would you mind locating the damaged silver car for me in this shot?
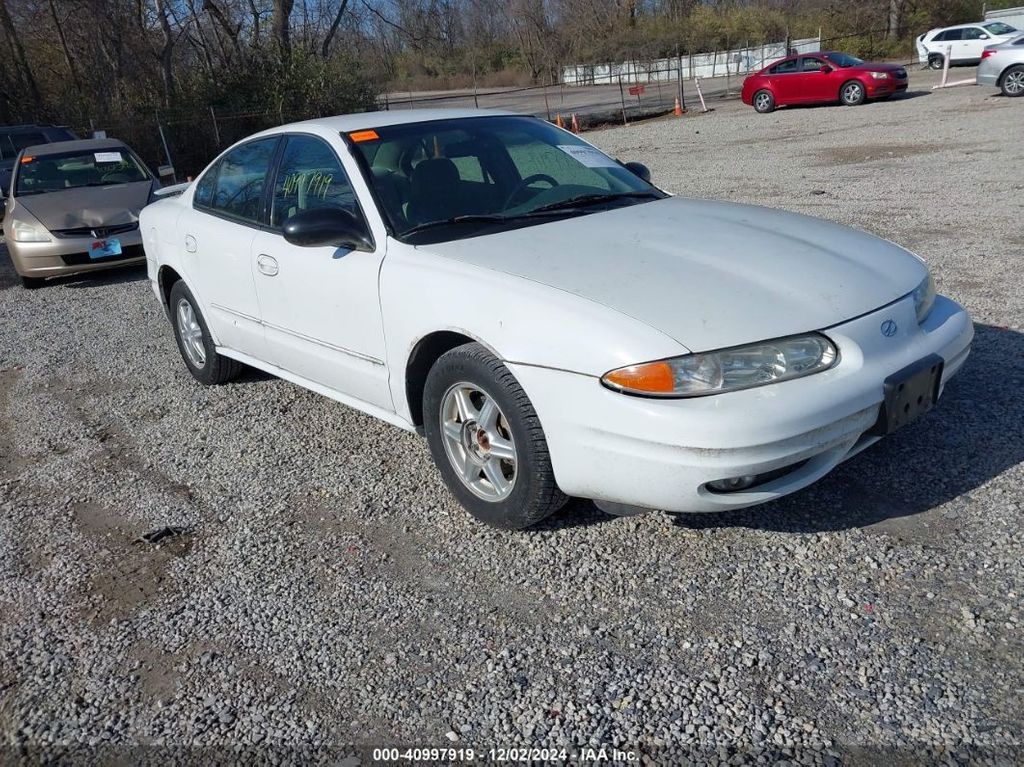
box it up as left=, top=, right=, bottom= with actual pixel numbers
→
left=2, top=138, right=156, bottom=288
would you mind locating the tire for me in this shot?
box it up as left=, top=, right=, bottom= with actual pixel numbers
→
left=20, top=276, right=44, bottom=289
left=1001, top=65, right=1024, bottom=97
left=840, top=80, right=866, bottom=106
left=928, top=53, right=944, bottom=71
left=753, top=89, right=775, bottom=114
left=422, top=342, right=567, bottom=529
left=168, top=280, right=242, bottom=385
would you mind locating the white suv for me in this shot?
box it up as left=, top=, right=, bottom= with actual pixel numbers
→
left=917, top=21, right=1019, bottom=69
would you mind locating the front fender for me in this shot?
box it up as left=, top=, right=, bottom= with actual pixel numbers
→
left=379, top=242, right=688, bottom=423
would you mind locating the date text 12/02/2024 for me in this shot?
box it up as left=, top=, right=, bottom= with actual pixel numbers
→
left=371, top=747, right=640, bottom=762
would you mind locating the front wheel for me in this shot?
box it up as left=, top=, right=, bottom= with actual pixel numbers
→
left=168, top=280, right=242, bottom=385
left=1001, top=65, right=1024, bottom=97
left=423, top=343, right=567, bottom=529
left=20, top=276, right=44, bottom=289
left=840, top=80, right=866, bottom=106
left=753, top=89, right=775, bottom=113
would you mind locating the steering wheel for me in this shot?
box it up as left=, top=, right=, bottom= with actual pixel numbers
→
left=101, top=172, right=131, bottom=184
left=504, top=173, right=559, bottom=208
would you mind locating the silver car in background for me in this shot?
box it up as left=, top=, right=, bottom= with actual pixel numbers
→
left=2, top=138, right=156, bottom=288
left=977, top=33, right=1024, bottom=96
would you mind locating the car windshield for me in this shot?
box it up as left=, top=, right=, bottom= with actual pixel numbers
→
left=351, top=115, right=664, bottom=243
left=15, top=148, right=149, bottom=196
left=825, top=52, right=864, bottom=68
left=984, top=22, right=1017, bottom=35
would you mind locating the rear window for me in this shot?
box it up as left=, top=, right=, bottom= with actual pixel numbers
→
left=984, top=22, right=1017, bottom=36
left=9, top=132, right=45, bottom=153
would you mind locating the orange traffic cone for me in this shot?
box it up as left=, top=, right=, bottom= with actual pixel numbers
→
left=674, top=97, right=683, bottom=117
left=555, top=113, right=564, bottom=129
left=571, top=113, right=580, bottom=134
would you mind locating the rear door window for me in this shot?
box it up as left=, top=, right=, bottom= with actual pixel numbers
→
left=768, top=59, right=798, bottom=74
left=204, top=137, right=279, bottom=224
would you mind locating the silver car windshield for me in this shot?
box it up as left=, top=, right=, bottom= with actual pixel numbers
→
left=15, top=149, right=150, bottom=196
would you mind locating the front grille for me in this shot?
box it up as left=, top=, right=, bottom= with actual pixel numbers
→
left=51, top=221, right=139, bottom=239
left=60, top=243, right=144, bottom=266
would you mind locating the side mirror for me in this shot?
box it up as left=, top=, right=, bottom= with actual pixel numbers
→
left=623, top=161, right=651, bottom=183
left=282, top=207, right=373, bottom=251
left=820, top=65, right=833, bottom=73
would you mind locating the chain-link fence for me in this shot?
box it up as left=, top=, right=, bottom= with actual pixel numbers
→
left=73, top=26, right=914, bottom=184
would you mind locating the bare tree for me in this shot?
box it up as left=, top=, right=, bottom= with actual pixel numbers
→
left=272, top=0, right=294, bottom=55
left=0, top=0, right=40, bottom=106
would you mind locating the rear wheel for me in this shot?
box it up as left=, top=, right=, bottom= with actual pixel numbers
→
left=423, top=343, right=567, bottom=529
left=928, top=53, right=944, bottom=70
left=20, top=276, right=44, bottom=289
left=1001, top=65, right=1024, bottom=97
left=168, top=280, right=242, bottom=385
left=840, top=80, right=866, bottom=106
left=753, top=89, right=775, bottom=113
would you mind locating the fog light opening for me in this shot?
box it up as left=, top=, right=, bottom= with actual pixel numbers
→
left=705, top=460, right=811, bottom=494
left=707, top=475, right=758, bottom=493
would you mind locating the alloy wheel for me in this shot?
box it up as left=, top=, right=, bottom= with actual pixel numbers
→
left=1005, top=70, right=1024, bottom=96
left=755, top=92, right=772, bottom=112
left=439, top=382, right=518, bottom=501
left=176, top=298, right=207, bottom=368
left=842, top=83, right=863, bottom=104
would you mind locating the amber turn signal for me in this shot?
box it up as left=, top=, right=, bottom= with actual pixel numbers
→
left=602, top=361, right=675, bottom=394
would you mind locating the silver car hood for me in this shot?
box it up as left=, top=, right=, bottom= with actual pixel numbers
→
left=17, top=181, right=152, bottom=231
left=421, top=196, right=928, bottom=352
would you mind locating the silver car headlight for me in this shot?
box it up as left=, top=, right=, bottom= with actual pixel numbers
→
left=601, top=333, right=838, bottom=398
left=11, top=217, right=51, bottom=243
left=912, top=274, right=936, bottom=323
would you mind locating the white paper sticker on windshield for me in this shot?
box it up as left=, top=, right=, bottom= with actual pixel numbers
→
left=556, top=144, right=619, bottom=168
left=94, top=152, right=123, bottom=163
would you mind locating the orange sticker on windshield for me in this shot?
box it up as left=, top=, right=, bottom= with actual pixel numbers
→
left=20, top=156, right=33, bottom=163
left=349, top=130, right=379, bottom=143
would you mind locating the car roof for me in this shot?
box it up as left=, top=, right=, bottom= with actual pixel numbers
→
left=250, top=108, right=519, bottom=139
left=19, top=137, right=128, bottom=157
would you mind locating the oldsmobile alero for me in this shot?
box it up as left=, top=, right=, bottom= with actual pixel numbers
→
left=139, top=109, right=972, bottom=529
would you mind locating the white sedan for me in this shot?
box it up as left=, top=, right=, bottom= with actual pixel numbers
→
left=140, top=109, right=973, bottom=529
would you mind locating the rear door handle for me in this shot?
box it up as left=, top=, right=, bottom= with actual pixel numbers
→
left=256, top=254, right=279, bottom=277
left=184, top=234, right=197, bottom=253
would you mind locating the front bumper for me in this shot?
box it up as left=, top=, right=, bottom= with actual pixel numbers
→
left=866, top=79, right=908, bottom=97
left=510, top=294, right=972, bottom=513
left=5, top=228, right=144, bottom=278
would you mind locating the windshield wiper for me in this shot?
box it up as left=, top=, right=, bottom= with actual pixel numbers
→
left=400, top=214, right=514, bottom=238
left=526, top=191, right=662, bottom=214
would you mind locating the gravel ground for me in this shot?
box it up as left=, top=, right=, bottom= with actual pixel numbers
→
left=1, top=68, right=1022, bottom=763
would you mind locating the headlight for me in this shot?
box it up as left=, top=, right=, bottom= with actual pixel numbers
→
left=912, top=273, right=936, bottom=323
left=869, top=71, right=890, bottom=80
left=602, top=334, right=838, bottom=398
left=12, top=218, right=51, bottom=243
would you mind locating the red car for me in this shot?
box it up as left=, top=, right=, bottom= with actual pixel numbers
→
left=741, top=51, right=909, bottom=113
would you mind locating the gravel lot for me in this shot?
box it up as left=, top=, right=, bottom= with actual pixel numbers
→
left=2, top=68, right=1022, bottom=762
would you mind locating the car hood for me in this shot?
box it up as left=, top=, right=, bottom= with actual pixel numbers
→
left=850, top=62, right=906, bottom=72
left=16, top=181, right=152, bottom=231
left=420, top=197, right=927, bottom=352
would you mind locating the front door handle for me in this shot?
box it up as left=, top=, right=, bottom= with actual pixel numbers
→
left=184, top=234, right=197, bottom=253
left=256, top=254, right=279, bottom=277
